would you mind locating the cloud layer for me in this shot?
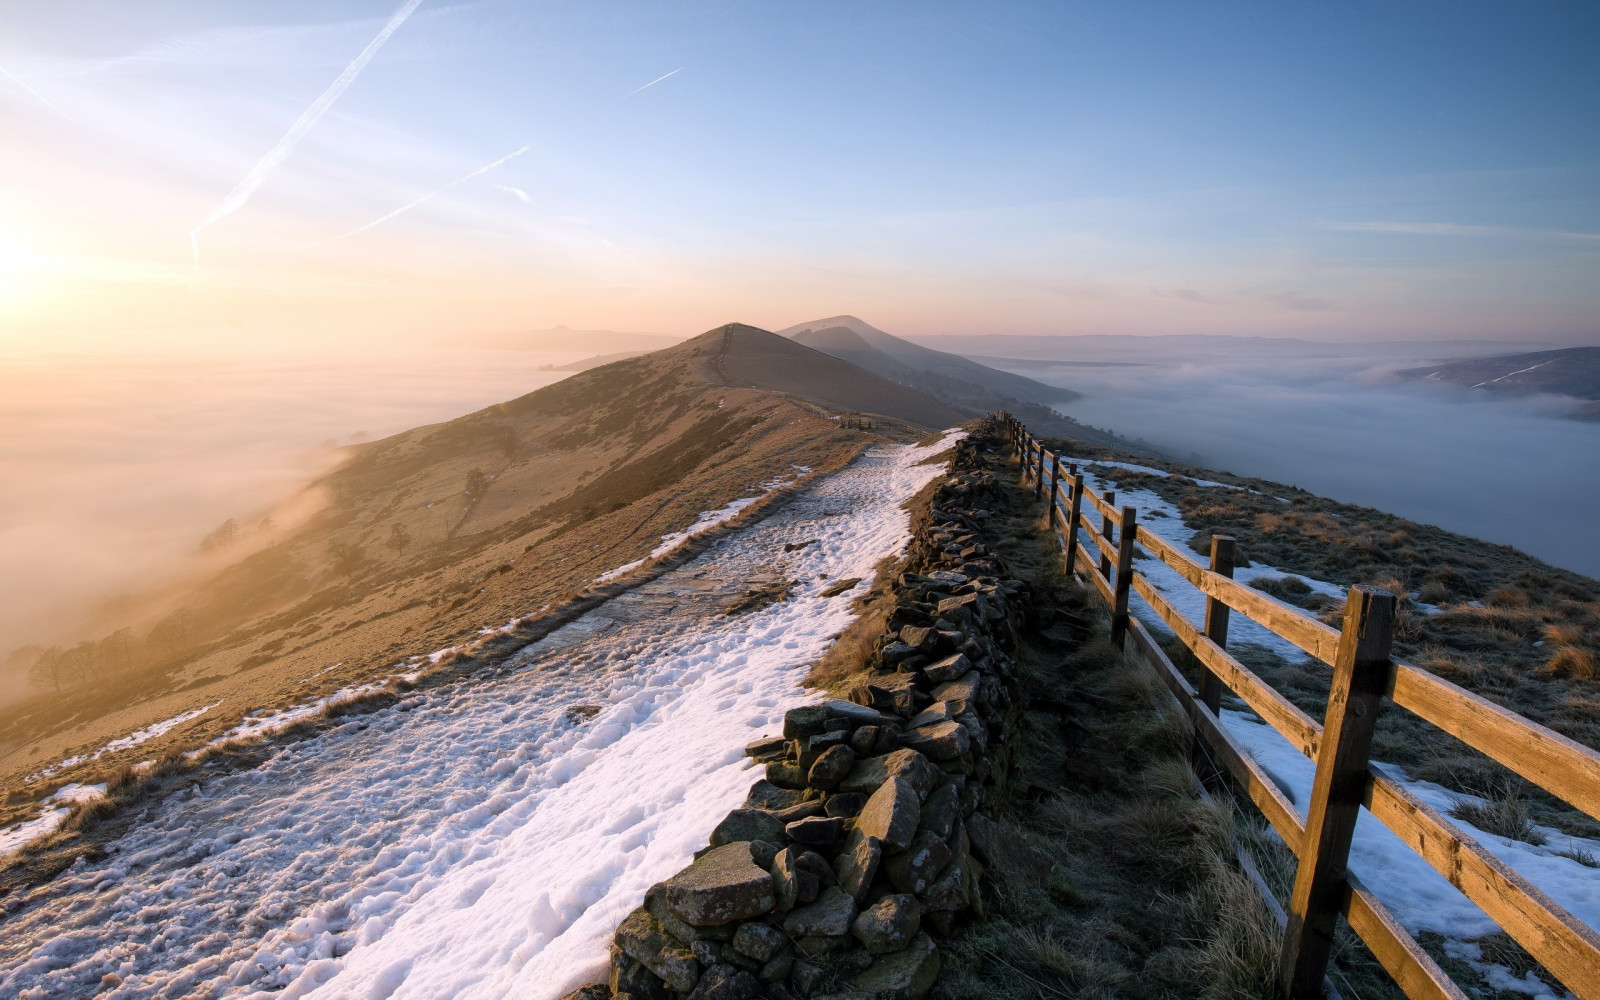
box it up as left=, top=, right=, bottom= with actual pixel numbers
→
left=0, top=346, right=579, bottom=677
left=1019, top=349, right=1600, bottom=578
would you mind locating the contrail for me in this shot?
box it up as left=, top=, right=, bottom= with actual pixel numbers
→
left=325, top=143, right=531, bottom=241
left=0, top=62, right=74, bottom=121
left=619, top=67, right=681, bottom=101
left=493, top=183, right=531, bottom=204
left=189, top=0, right=425, bottom=265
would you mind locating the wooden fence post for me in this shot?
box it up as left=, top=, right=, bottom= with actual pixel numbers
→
left=1194, top=535, right=1237, bottom=782
left=1063, top=471, right=1084, bottom=576
left=1034, top=445, right=1046, bottom=498
left=1047, top=454, right=1062, bottom=527
left=1279, top=585, right=1398, bottom=999
left=1111, top=506, right=1138, bottom=646
left=1099, top=489, right=1116, bottom=580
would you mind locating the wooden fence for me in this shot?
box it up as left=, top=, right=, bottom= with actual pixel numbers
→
left=1001, top=414, right=1600, bottom=1000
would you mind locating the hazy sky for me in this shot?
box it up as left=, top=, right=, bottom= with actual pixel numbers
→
left=2, top=1, right=1597, bottom=350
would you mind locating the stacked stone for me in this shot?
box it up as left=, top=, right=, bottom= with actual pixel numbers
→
left=584, top=422, right=1024, bottom=1000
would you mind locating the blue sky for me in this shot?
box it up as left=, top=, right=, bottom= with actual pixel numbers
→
left=1, top=0, right=1596, bottom=347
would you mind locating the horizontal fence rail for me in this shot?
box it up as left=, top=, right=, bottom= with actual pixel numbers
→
left=1001, top=414, right=1600, bottom=1000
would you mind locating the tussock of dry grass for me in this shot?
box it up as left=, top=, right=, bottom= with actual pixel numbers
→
left=804, top=554, right=904, bottom=697
left=1450, top=781, right=1547, bottom=845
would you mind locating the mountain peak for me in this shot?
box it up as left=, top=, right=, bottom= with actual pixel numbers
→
left=776, top=315, right=884, bottom=339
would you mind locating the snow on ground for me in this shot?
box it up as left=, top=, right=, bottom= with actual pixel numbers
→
left=24, top=701, right=224, bottom=782
left=215, top=686, right=391, bottom=746
left=1225, top=711, right=1595, bottom=999
left=1074, top=465, right=1343, bottom=663
left=593, top=464, right=813, bottom=584
left=0, top=432, right=961, bottom=1000
left=0, top=809, right=69, bottom=859
left=1081, top=459, right=1242, bottom=491
left=0, top=784, right=108, bottom=858
left=1072, top=463, right=1598, bottom=996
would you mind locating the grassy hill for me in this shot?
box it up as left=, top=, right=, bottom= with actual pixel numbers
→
left=0, top=324, right=960, bottom=800
left=777, top=315, right=1140, bottom=449
left=1399, top=346, right=1600, bottom=418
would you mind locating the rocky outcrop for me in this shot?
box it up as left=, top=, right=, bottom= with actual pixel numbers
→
left=570, top=423, right=1026, bottom=1000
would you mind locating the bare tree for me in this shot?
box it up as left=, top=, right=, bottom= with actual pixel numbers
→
left=149, top=608, right=195, bottom=653
left=101, top=628, right=134, bottom=673
left=330, top=541, right=366, bottom=576
left=387, top=523, right=412, bottom=556
left=200, top=518, right=239, bottom=552
left=61, top=641, right=99, bottom=686
left=28, top=647, right=66, bottom=693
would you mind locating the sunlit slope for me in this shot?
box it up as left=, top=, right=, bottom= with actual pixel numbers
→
left=0, top=324, right=958, bottom=790
left=706, top=323, right=965, bottom=427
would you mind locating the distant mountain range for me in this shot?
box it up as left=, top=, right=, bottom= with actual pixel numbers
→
left=776, top=315, right=1134, bottom=446
left=1398, top=346, right=1600, bottom=418
left=907, top=333, right=1556, bottom=365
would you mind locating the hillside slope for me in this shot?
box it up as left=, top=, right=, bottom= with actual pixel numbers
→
left=780, top=315, right=1077, bottom=407
left=1048, top=435, right=1600, bottom=836
left=0, top=324, right=959, bottom=794
left=711, top=322, right=965, bottom=427
left=1398, top=346, right=1600, bottom=417
left=777, top=315, right=1141, bottom=449
left=0, top=430, right=962, bottom=999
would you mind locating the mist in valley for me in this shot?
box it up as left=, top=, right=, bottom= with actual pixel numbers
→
left=0, top=346, right=583, bottom=702
left=991, top=346, right=1600, bottom=578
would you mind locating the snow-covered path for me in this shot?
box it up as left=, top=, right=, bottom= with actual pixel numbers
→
left=0, top=434, right=960, bottom=1000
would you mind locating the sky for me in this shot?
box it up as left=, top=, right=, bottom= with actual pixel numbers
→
left=1, top=1, right=1597, bottom=351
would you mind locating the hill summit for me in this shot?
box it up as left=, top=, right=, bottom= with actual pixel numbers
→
left=0, top=322, right=961, bottom=788
left=776, top=315, right=1133, bottom=448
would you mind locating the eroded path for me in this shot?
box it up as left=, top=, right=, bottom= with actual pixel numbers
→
left=0, top=433, right=959, bottom=1000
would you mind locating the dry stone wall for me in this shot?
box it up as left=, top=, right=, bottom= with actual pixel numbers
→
left=568, top=423, right=1026, bottom=1000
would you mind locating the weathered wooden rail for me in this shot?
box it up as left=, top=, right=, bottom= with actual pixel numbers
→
left=1002, top=414, right=1600, bottom=1000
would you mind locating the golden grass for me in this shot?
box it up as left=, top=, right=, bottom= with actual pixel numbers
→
left=1545, top=644, right=1598, bottom=681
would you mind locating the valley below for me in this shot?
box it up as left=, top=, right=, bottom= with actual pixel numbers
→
left=982, top=352, right=1600, bottom=579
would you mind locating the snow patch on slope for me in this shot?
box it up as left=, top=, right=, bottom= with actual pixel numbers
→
left=0, top=783, right=107, bottom=858
left=0, top=432, right=961, bottom=1000
left=26, top=701, right=223, bottom=782
left=594, top=465, right=812, bottom=584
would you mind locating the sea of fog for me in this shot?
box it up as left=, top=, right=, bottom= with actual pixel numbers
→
left=1003, top=356, right=1600, bottom=580
left=0, top=347, right=580, bottom=676
left=4, top=340, right=1595, bottom=695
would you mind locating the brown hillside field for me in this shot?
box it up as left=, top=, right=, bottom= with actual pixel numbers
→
left=0, top=325, right=958, bottom=827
